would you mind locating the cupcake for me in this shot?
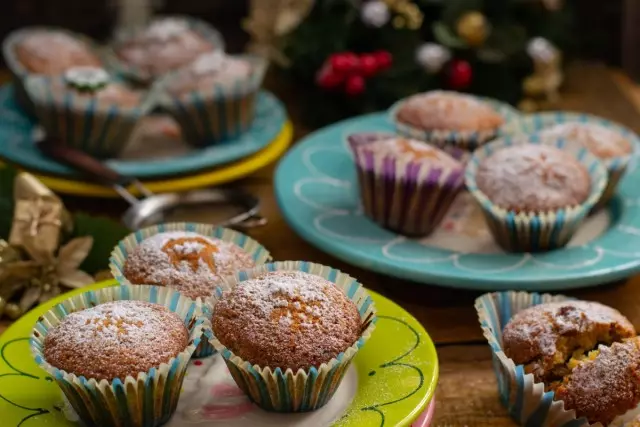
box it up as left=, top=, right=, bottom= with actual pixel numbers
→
left=110, top=16, right=224, bottom=83
left=465, top=137, right=608, bottom=252
left=31, top=285, right=208, bottom=427
left=110, top=222, right=272, bottom=357
left=24, top=66, right=154, bottom=158
left=477, top=292, right=640, bottom=427
left=156, top=51, right=267, bottom=145
left=349, top=133, right=465, bottom=236
left=392, top=91, right=506, bottom=159
left=208, top=261, right=376, bottom=412
left=538, top=122, right=634, bottom=208
left=2, top=27, right=102, bottom=113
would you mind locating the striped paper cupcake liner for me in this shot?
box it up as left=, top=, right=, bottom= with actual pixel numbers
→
left=155, top=54, right=267, bottom=146
left=207, top=260, right=377, bottom=413
left=30, top=284, right=209, bottom=427
left=348, top=132, right=465, bottom=237
left=105, top=16, right=225, bottom=84
left=23, top=74, right=156, bottom=158
left=110, top=222, right=272, bottom=358
left=389, top=96, right=521, bottom=160
left=2, top=27, right=104, bottom=116
left=465, top=135, right=608, bottom=252
left=503, top=112, right=638, bottom=209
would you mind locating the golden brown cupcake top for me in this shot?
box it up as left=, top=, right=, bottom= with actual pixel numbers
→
left=212, top=271, right=361, bottom=372
left=475, top=144, right=591, bottom=212
left=115, top=17, right=217, bottom=79
left=360, top=137, right=462, bottom=169
left=539, top=122, right=633, bottom=159
left=503, top=301, right=635, bottom=384
left=553, top=337, right=640, bottom=426
left=14, top=30, right=101, bottom=74
left=396, top=91, right=505, bottom=132
left=123, top=231, right=255, bottom=300
left=166, top=51, right=253, bottom=97
left=43, top=300, right=188, bottom=381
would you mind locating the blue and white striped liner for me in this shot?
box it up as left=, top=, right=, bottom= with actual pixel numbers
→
left=388, top=93, right=522, bottom=159
left=155, top=54, right=268, bottom=146
left=465, top=135, right=608, bottom=252
left=1, top=26, right=104, bottom=114
left=110, top=222, right=272, bottom=358
left=105, top=15, right=225, bottom=84
left=503, top=111, right=639, bottom=208
left=474, top=291, right=596, bottom=426
left=30, top=284, right=209, bottom=427
left=23, top=74, right=157, bottom=158
left=207, top=260, right=377, bottom=413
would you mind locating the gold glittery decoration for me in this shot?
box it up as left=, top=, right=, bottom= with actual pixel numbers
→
left=384, top=0, right=423, bottom=30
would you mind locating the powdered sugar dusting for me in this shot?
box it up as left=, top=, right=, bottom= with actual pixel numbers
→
left=539, top=122, right=632, bottom=159
left=145, top=18, right=189, bottom=42
left=397, top=90, right=505, bottom=131
left=363, top=137, right=462, bottom=168
left=43, top=300, right=188, bottom=381
left=16, top=31, right=101, bottom=74
left=476, top=144, right=591, bottom=212
left=123, top=232, right=255, bottom=300
left=212, top=271, right=362, bottom=371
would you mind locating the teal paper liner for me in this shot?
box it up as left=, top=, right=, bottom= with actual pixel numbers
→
left=389, top=95, right=521, bottom=161
left=503, top=111, right=638, bottom=209
left=155, top=54, right=268, bottom=146
left=475, top=291, right=594, bottom=426
left=30, top=284, right=209, bottom=427
left=465, top=135, right=608, bottom=252
left=23, top=74, right=156, bottom=158
left=110, top=222, right=272, bottom=358
left=105, top=15, right=225, bottom=84
left=207, top=260, right=377, bottom=413
left=1, top=26, right=104, bottom=115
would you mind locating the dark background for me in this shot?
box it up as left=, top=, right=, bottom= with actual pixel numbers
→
left=0, top=0, right=635, bottom=75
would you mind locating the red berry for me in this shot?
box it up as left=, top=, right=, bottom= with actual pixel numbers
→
left=360, top=54, right=378, bottom=77
left=448, top=59, right=472, bottom=89
left=330, top=52, right=360, bottom=75
left=373, top=51, right=392, bottom=70
left=317, top=69, right=344, bottom=88
left=345, top=75, right=366, bottom=96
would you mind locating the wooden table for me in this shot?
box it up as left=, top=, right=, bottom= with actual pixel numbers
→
left=2, top=62, right=640, bottom=426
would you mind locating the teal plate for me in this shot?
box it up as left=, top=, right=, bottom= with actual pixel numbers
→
left=0, top=85, right=286, bottom=178
left=274, top=112, right=640, bottom=290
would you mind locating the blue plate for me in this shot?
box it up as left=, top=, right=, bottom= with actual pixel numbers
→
left=274, top=112, right=640, bottom=290
left=0, top=85, right=287, bottom=178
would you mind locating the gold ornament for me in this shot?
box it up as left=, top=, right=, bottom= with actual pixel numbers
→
left=518, top=98, right=539, bottom=113
left=385, top=0, right=423, bottom=30
left=524, top=37, right=563, bottom=103
left=456, top=11, right=489, bottom=47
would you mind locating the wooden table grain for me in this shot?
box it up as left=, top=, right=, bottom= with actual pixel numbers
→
left=2, top=62, right=640, bottom=426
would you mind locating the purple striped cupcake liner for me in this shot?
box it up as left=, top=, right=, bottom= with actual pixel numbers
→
left=155, top=54, right=267, bottom=146
left=348, top=133, right=465, bottom=236
left=23, top=74, right=156, bottom=158
left=2, top=26, right=104, bottom=115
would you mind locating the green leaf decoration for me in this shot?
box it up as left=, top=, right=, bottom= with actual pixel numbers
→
left=432, top=21, right=468, bottom=49
left=68, top=213, right=129, bottom=275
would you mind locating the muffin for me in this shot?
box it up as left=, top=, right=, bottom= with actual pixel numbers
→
left=538, top=122, right=634, bottom=208
left=475, top=144, right=591, bottom=213
left=552, top=337, right=640, bottom=426
left=111, top=223, right=272, bottom=358
left=349, top=133, right=465, bottom=236
left=208, top=261, right=376, bottom=412
left=123, top=231, right=256, bottom=301
left=465, top=137, right=608, bottom=252
left=31, top=285, right=208, bottom=427
left=24, top=66, right=154, bottom=158
left=393, top=91, right=506, bottom=158
left=43, top=300, right=189, bottom=381
left=156, top=51, right=267, bottom=145
left=111, top=16, right=223, bottom=83
left=502, top=301, right=635, bottom=384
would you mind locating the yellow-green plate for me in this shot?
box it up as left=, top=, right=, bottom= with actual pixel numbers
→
left=0, top=281, right=438, bottom=427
